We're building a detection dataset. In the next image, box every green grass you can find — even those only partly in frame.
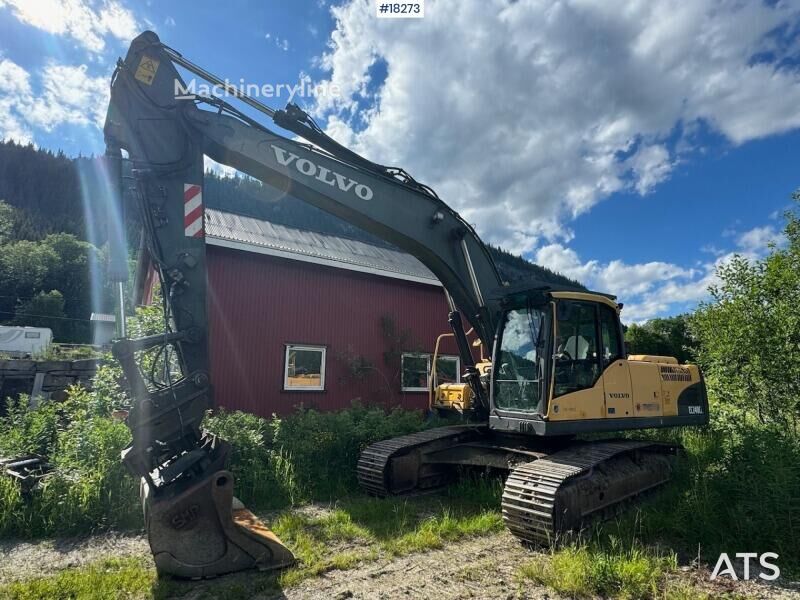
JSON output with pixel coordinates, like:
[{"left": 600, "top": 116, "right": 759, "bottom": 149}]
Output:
[
  {"left": 272, "top": 479, "right": 504, "bottom": 587},
  {"left": 0, "top": 558, "right": 158, "bottom": 600},
  {"left": 0, "top": 480, "right": 504, "bottom": 599},
  {"left": 517, "top": 541, "right": 678, "bottom": 599}
]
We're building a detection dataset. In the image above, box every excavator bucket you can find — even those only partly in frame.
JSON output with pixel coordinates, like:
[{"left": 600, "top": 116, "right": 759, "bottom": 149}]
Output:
[{"left": 143, "top": 469, "right": 294, "bottom": 578}]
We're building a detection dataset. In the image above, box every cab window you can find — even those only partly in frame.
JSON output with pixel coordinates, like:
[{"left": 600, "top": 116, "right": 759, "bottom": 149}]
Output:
[
  {"left": 494, "top": 306, "right": 548, "bottom": 413},
  {"left": 553, "top": 301, "right": 600, "bottom": 397},
  {"left": 599, "top": 305, "right": 622, "bottom": 366}
]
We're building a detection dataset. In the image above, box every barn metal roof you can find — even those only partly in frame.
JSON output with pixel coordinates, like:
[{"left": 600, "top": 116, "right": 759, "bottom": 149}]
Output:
[{"left": 205, "top": 209, "right": 440, "bottom": 286}]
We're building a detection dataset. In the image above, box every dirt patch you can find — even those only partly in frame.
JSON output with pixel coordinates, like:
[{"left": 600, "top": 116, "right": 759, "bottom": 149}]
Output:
[
  {"left": 279, "top": 531, "right": 541, "bottom": 600},
  {"left": 0, "top": 530, "right": 151, "bottom": 584},
  {"left": 2, "top": 527, "right": 798, "bottom": 599},
  {"left": 277, "top": 532, "right": 800, "bottom": 600}
]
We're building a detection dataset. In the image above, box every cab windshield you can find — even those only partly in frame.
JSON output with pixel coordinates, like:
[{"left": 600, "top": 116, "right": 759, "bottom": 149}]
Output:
[{"left": 493, "top": 305, "right": 549, "bottom": 413}]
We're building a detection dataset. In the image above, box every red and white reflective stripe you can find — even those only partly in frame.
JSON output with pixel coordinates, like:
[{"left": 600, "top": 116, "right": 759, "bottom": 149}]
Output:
[{"left": 184, "top": 184, "right": 204, "bottom": 238}]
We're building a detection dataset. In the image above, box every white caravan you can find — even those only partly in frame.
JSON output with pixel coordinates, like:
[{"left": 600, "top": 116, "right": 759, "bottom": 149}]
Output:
[{"left": 0, "top": 326, "right": 53, "bottom": 357}]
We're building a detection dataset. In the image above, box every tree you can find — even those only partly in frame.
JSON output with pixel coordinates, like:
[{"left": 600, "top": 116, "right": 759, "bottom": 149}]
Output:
[
  {"left": 0, "top": 200, "right": 16, "bottom": 245},
  {"left": 690, "top": 192, "right": 800, "bottom": 431},
  {"left": 625, "top": 314, "right": 696, "bottom": 363},
  {"left": 40, "top": 233, "right": 106, "bottom": 342},
  {"left": 0, "top": 234, "right": 106, "bottom": 343},
  {"left": 0, "top": 239, "right": 59, "bottom": 323},
  {"left": 13, "top": 290, "right": 68, "bottom": 341}
]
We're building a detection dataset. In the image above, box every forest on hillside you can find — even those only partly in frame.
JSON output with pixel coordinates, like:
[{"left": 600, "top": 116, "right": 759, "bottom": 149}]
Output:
[{"left": 0, "top": 140, "right": 581, "bottom": 343}]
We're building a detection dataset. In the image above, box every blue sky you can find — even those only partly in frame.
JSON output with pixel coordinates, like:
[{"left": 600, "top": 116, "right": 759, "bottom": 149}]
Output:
[{"left": 0, "top": 0, "right": 798, "bottom": 322}]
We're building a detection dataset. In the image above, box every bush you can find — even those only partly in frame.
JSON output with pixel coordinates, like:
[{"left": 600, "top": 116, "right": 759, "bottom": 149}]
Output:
[
  {"left": 690, "top": 194, "right": 800, "bottom": 431},
  {"left": 644, "top": 422, "right": 799, "bottom": 570},
  {"left": 270, "top": 403, "right": 430, "bottom": 499},
  {"left": 203, "top": 403, "right": 434, "bottom": 507},
  {"left": 0, "top": 394, "right": 59, "bottom": 457},
  {"left": 203, "top": 409, "right": 293, "bottom": 509},
  {"left": 0, "top": 370, "right": 436, "bottom": 538},
  {"left": 0, "top": 365, "right": 139, "bottom": 538}
]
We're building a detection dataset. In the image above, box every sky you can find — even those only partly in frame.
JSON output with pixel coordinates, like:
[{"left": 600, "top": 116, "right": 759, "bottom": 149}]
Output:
[{"left": 0, "top": 0, "right": 798, "bottom": 323}]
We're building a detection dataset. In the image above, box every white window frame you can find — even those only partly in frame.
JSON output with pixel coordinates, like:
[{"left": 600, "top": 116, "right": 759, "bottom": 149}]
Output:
[
  {"left": 284, "top": 344, "right": 326, "bottom": 391},
  {"left": 432, "top": 354, "right": 461, "bottom": 388},
  {"left": 401, "top": 353, "right": 431, "bottom": 392},
  {"left": 401, "top": 353, "right": 461, "bottom": 392}
]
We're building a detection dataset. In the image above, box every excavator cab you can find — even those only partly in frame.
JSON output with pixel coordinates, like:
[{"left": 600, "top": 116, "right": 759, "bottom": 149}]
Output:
[
  {"left": 429, "top": 286, "right": 708, "bottom": 435},
  {"left": 487, "top": 288, "right": 708, "bottom": 435}
]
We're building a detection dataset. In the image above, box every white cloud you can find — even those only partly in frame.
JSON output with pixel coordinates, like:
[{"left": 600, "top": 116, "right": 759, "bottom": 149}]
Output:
[
  {"left": 737, "top": 225, "right": 783, "bottom": 252},
  {"left": 0, "top": 58, "right": 109, "bottom": 143},
  {"left": 0, "top": 0, "right": 138, "bottom": 53},
  {"left": 33, "top": 64, "right": 109, "bottom": 129},
  {"left": 0, "top": 58, "right": 31, "bottom": 96},
  {"left": 535, "top": 241, "right": 719, "bottom": 323},
  {"left": 535, "top": 243, "right": 694, "bottom": 297},
  {"left": 532, "top": 226, "right": 787, "bottom": 323},
  {"left": 312, "top": 0, "right": 800, "bottom": 252},
  {"left": 626, "top": 145, "right": 674, "bottom": 195}
]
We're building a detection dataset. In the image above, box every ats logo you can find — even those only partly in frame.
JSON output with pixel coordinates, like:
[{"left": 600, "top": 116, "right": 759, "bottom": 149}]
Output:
[{"left": 711, "top": 553, "right": 779, "bottom": 581}]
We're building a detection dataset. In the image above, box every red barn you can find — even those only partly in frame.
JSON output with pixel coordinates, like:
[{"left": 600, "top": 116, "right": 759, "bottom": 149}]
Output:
[{"left": 141, "top": 209, "right": 472, "bottom": 418}]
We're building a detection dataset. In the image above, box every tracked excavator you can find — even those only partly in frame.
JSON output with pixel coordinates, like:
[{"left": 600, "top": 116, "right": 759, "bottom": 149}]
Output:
[{"left": 104, "top": 32, "right": 709, "bottom": 579}]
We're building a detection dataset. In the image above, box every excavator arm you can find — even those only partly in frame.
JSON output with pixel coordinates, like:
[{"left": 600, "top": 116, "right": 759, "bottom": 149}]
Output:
[{"left": 104, "top": 31, "right": 506, "bottom": 578}]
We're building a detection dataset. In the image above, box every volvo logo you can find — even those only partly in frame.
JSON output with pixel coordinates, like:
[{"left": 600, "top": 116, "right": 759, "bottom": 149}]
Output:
[{"left": 271, "top": 145, "right": 374, "bottom": 201}]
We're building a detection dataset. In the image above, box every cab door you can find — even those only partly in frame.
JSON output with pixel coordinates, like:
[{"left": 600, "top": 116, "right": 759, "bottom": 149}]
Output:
[{"left": 599, "top": 305, "right": 633, "bottom": 418}]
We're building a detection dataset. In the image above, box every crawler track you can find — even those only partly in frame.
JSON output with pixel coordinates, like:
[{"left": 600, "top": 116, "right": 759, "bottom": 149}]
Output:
[
  {"left": 502, "top": 440, "right": 680, "bottom": 544},
  {"left": 357, "top": 426, "right": 482, "bottom": 496}
]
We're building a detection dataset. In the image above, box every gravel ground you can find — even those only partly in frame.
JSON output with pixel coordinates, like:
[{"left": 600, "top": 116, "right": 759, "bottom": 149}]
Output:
[
  {"left": 278, "top": 532, "right": 800, "bottom": 600},
  {"left": 0, "top": 530, "right": 151, "bottom": 584},
  {"left": 281, "top": 531, "right": 546, "bottom": 600},
  {"left": 2, "top": 528, "right": 798, "bottom": 599}
]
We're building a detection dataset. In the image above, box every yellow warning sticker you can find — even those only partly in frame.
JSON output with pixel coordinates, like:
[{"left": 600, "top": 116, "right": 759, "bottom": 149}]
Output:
[{"left": 134, "top": 55, "right": 160, "bottom": 85}]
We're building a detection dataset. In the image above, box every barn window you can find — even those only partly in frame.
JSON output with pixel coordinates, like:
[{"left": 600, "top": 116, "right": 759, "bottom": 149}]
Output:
[
  {"left": 401, "top": 353, "right": 430, "bottom": 392},
  {"left": 284, "top": 345, "right": 326, "bottom": 391},
  {"left": 401, "top": 353, "right": 461, "bottom": 392}
]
